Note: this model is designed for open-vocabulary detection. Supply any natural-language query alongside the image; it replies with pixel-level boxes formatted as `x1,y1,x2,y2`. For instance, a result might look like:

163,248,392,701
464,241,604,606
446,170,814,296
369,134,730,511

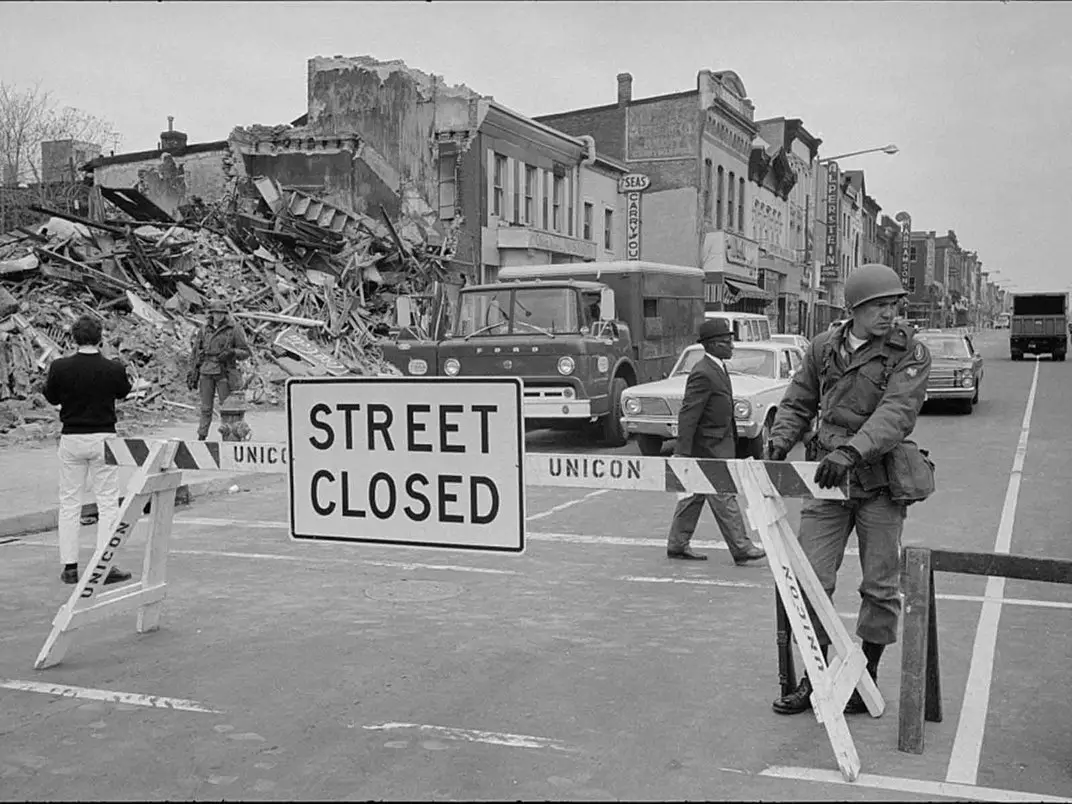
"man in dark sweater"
43,315,133,585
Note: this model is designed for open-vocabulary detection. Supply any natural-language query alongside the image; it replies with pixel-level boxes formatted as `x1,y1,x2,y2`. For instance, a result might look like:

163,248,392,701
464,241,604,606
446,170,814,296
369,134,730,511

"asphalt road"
2,329,1070,801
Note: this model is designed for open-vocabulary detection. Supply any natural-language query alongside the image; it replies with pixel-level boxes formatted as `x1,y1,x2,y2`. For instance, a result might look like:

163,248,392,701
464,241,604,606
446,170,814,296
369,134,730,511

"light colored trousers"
57,433,121,565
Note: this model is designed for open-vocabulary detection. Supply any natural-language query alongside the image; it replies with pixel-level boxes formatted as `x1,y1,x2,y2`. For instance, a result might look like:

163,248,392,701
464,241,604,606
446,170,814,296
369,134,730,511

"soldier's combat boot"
845,641,884,714
772,675,813,715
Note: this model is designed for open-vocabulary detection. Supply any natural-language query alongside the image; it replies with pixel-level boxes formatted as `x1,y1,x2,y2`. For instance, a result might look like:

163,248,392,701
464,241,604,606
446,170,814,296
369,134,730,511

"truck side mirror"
600,288,615,321
395,296,414,329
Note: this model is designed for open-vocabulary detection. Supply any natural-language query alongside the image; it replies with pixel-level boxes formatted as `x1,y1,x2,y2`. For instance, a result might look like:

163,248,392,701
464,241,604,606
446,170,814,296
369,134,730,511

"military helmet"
844,263,908,310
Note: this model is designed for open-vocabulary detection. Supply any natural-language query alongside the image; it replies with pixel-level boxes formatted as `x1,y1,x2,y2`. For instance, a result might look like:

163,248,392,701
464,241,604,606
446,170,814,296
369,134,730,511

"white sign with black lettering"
286,377,525,552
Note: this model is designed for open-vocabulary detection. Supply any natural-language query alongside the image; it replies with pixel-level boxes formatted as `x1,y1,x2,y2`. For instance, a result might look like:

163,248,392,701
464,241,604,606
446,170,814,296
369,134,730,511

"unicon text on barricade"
285,376,526,552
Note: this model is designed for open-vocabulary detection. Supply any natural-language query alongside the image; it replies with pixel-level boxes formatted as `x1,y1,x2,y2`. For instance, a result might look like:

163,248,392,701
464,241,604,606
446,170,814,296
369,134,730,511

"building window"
438,152,456,221
727,171,736,231
583,202,593,241
604,208,613,250
910,246,918,261
513,160,521,223
703,159,713,221
493,154,506,217
524,165,536,224
552,175,563,232
716,166,724,230
908,277,917,293
542,171,549,230
737,177,745,231
568,173,575,236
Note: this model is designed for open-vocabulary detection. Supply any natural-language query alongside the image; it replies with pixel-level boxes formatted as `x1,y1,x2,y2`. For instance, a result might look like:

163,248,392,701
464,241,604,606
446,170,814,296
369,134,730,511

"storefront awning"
724,278,775,303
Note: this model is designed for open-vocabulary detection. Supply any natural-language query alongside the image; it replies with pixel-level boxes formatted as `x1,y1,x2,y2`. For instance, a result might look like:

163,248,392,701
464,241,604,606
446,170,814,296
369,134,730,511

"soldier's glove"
764,441,789,462
814,445,861,489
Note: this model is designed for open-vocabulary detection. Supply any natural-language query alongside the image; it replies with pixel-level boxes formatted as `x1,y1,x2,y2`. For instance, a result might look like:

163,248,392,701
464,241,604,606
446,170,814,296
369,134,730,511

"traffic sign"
285,377,525,552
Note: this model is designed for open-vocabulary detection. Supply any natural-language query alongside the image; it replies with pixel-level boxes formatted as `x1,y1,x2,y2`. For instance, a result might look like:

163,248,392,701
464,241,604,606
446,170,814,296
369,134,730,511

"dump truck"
1010,292,1068,361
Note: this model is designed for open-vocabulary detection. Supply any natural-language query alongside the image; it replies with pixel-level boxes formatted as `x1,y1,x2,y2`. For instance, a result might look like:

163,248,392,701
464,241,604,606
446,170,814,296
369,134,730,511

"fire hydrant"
218,392,252,442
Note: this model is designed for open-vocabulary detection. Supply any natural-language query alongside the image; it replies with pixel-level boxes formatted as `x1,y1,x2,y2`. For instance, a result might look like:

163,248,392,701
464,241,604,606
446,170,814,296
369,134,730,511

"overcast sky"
2,1,1069,291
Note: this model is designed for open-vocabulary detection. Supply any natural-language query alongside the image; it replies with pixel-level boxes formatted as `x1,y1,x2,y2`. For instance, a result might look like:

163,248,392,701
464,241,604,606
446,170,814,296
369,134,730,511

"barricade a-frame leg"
728,459,883,783
898,546,943,754
35,440,182,670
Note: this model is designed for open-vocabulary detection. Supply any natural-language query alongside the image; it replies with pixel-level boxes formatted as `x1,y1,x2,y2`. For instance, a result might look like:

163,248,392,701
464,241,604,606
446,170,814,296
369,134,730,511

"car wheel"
601,377,629,447
636,434,663,456
972,380,980,405
1011,352,1023,361
1055,351,1066,362
957,398,973,415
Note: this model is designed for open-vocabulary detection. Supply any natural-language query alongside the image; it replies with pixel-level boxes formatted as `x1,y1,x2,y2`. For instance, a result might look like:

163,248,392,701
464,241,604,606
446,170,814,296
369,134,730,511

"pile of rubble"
0,178,455,439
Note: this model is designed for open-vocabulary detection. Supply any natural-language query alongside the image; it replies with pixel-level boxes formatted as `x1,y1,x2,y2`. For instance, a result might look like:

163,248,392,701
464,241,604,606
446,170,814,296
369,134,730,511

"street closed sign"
286,377,525,552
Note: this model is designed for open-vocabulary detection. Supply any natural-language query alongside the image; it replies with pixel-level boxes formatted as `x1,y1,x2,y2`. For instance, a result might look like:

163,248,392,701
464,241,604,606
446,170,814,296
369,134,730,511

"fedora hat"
697,318,733,342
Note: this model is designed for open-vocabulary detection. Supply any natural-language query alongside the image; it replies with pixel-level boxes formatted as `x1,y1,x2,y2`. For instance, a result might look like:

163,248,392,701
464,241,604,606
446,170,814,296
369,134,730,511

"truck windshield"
453,288,579,337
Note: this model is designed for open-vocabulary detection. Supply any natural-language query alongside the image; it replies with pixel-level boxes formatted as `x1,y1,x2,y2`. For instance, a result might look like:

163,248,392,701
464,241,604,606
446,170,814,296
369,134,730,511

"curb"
0,472,284,539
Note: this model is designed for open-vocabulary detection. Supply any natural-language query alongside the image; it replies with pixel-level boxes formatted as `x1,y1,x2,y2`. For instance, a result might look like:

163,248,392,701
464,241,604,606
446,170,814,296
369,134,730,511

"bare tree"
0,81,120,185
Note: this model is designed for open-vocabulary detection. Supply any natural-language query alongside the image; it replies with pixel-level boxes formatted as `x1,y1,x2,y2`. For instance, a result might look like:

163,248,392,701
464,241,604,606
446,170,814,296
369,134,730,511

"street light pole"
817,144,899,165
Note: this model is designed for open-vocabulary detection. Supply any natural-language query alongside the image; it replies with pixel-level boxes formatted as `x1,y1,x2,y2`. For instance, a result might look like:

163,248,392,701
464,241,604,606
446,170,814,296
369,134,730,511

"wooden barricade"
100,439,873,781
35,440,183,670
898,546,1072,754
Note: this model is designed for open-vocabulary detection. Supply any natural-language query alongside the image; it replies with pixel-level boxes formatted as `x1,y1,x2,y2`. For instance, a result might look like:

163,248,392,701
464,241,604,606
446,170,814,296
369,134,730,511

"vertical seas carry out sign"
286,377,525,552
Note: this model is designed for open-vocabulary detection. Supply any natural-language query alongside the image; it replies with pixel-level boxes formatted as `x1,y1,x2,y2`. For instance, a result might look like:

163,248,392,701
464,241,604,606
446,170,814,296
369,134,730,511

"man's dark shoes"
772,676,813,715
734,546,766,566
667,548,708,561
104,567,132,585
61,566,131,585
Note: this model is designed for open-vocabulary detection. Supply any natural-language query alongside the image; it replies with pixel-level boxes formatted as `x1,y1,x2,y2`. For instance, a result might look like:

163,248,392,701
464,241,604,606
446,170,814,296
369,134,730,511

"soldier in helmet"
187,300,251,440
763,264,931,716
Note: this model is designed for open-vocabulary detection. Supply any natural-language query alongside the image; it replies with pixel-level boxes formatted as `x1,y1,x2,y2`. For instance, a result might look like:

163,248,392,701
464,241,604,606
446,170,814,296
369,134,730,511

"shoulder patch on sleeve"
913,342,927,362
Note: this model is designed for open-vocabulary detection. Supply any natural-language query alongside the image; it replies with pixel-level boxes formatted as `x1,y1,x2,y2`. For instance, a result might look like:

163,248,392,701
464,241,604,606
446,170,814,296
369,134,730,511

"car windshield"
452,288,579,337
672,347,778,378
919,336,971,358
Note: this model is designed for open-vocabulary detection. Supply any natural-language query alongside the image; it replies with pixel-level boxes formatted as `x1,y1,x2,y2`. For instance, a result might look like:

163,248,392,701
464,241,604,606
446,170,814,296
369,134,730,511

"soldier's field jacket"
769,321,931,497
191,317,251,377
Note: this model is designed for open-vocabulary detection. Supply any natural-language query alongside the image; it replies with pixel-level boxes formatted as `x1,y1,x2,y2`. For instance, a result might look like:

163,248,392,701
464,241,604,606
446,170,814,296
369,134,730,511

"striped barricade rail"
104,439,848,500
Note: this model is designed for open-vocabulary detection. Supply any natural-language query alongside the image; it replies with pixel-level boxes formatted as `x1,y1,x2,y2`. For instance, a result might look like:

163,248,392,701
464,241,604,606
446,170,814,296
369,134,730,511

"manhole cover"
364,580,462,602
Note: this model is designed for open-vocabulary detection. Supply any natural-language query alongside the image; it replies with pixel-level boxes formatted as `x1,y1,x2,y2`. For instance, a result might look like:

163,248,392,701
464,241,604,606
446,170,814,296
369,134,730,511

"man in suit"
666,318,767,564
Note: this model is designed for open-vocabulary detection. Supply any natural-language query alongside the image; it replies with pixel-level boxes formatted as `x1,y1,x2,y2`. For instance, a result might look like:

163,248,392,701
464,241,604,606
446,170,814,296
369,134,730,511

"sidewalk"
0,408,289,538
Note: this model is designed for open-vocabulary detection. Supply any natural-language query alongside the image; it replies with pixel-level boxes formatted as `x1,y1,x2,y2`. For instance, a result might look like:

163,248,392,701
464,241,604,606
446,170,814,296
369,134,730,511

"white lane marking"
946,355,1040,786
619,575,763,589
525,489,608,521
939,593,1072,611
361,722,576,752
0,679,220,714
760,765,1072,803
172,549,516,575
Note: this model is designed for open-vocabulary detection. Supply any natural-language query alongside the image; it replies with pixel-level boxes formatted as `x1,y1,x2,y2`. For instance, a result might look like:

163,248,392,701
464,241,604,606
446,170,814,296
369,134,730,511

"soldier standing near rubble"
43,314,133,585
187,300,251,441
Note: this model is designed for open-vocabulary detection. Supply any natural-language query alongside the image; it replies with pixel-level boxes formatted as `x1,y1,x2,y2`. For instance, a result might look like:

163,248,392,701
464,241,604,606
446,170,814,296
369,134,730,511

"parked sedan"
915,331,984,414
620,341,805,456
770,333,810,351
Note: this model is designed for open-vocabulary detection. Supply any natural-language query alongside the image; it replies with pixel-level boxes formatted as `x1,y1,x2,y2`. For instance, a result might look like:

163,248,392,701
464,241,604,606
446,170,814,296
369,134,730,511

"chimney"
159,115,188,156
617,72,632,106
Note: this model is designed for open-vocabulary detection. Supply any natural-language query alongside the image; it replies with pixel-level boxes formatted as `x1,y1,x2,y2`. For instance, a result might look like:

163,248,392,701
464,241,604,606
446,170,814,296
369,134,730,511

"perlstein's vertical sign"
822,162,841,282
618,173,650,261
896,211,912,290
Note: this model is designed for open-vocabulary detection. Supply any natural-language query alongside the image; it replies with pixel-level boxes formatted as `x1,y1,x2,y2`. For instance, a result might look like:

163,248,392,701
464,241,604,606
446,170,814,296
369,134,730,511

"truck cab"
395,261,703,446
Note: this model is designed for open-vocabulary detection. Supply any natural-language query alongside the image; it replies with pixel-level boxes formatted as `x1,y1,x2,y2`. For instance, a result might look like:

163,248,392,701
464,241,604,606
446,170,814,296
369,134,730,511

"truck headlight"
443,358,461,376
407,359,428,376
557,356,575,375
623,397,641,415
733,399,753,420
